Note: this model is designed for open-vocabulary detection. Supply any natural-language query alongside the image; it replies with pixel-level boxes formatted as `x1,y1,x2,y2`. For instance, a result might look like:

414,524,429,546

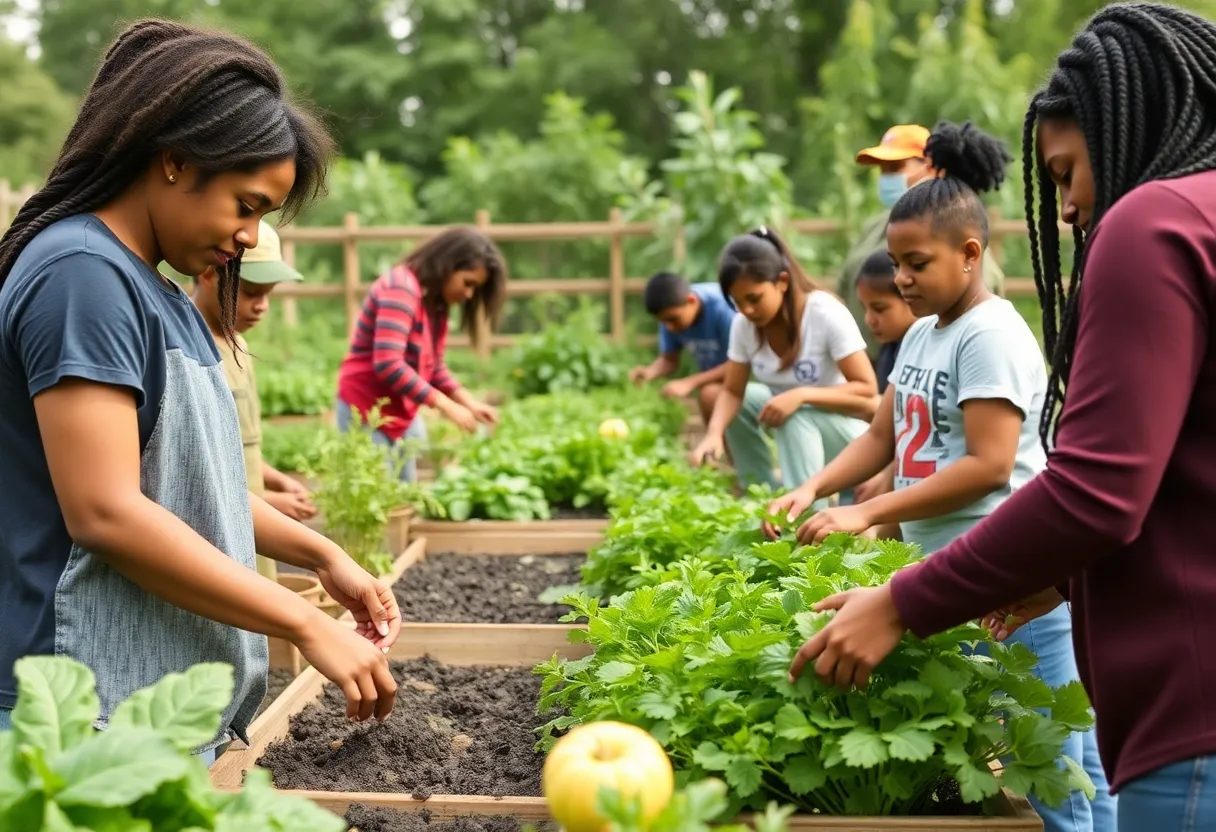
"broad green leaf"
634,692,678,721
213,768,344,832
62,806,153,832
52,727,187,808
109,664,233,752
838,727,889,768
594,661,638,684
12,657,100,756
883,725,936,762
996,641,1040,675
1062,754,1097,800
1051,682,1095,732
882,679,934,703
919,659,968,695
773,704,817,741
781,754,825,795
0,732,31,812
954,762,1002,804
724,757,763,797
692,741,733,772
996,760,1038,798
1009,714,1070,768
42,801,86,832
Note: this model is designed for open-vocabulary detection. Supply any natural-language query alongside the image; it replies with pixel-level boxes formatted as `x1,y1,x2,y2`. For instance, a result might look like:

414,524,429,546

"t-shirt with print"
727,290,867,392
890,298,1047,554
0,215,266,747
657,282,735,371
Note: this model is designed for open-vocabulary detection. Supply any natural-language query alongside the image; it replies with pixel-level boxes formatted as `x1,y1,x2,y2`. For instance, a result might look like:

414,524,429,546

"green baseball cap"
163,220,304,284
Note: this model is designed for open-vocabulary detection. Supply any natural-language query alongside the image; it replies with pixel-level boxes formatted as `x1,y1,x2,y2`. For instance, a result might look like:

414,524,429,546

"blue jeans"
1118,756,1216,831
335,399,426,482
1001,605,1117,832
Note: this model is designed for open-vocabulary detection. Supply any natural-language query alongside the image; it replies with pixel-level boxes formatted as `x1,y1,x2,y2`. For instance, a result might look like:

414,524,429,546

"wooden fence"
1,181,1048,358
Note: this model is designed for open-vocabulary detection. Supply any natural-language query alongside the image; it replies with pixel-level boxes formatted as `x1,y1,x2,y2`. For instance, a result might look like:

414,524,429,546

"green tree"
0,34,75,187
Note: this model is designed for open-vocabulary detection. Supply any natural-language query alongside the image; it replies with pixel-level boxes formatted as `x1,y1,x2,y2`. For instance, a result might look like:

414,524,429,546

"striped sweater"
336,266,460,441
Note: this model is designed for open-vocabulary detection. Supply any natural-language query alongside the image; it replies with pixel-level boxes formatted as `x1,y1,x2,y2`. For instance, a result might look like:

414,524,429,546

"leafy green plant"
258,366,335,418
308,401,443,575
260,423,333,474
428,468,551,522
597,778,793,832
0,656,343,832
511,302,635,398
538,536,1095,817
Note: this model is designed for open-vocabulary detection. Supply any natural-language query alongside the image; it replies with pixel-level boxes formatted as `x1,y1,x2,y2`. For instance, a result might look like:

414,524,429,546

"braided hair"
718,226,820,370
889,120,1011,244
1024,2,1216,449
0,18,335,348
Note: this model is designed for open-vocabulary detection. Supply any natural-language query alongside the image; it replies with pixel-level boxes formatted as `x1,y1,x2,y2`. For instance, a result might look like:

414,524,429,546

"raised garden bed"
345,805,556,832
393,551,581,625
410,518,607,556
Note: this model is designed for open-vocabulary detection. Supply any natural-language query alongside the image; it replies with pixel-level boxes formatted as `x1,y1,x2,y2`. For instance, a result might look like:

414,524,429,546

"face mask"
878,172,908,208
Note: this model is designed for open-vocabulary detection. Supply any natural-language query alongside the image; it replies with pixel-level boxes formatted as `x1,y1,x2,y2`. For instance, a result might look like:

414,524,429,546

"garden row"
218,388,1096,830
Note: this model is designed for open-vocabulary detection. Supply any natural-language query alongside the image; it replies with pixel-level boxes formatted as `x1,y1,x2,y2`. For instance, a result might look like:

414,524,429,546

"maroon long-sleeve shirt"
890,170,1216,793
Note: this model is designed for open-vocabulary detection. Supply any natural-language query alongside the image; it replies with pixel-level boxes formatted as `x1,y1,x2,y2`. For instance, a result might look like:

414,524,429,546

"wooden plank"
412,518,607,556
390,623,590,665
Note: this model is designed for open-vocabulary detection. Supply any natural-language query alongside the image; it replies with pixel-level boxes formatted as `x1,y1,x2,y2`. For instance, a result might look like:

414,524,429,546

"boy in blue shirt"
630,271,738,425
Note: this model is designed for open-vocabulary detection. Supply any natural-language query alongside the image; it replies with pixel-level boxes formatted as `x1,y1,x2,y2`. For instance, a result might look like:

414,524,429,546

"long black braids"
0,18,335,351
1025,2,1216,449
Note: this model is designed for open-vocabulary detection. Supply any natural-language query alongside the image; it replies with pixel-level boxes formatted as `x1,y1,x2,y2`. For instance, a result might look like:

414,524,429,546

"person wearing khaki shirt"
184,220,317,579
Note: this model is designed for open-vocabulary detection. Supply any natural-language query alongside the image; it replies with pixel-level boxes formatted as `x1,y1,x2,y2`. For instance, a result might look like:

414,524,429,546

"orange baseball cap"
856,124,930,164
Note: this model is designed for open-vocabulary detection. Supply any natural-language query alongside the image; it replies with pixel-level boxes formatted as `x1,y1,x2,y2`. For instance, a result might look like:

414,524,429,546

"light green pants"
725,382,868,507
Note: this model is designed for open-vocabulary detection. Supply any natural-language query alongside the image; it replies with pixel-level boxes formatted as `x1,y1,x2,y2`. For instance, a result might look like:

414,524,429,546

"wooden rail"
1,181,1054,356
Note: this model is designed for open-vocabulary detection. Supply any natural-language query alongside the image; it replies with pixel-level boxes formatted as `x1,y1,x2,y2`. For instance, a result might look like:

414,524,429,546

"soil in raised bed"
258,657,553,797
392,554,583,624
255,668,297,719
345,805,557,832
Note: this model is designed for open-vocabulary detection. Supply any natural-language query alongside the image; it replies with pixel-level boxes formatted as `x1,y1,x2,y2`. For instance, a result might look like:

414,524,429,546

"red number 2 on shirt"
897,394,937,479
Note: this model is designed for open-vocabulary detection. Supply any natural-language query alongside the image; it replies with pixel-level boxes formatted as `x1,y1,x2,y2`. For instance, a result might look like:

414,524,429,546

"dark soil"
392,554,583,624
258,657,552,797
344,805,557,832
255,669,297,718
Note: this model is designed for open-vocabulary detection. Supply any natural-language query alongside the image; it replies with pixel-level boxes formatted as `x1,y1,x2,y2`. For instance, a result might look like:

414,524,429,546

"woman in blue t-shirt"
0,20,399,757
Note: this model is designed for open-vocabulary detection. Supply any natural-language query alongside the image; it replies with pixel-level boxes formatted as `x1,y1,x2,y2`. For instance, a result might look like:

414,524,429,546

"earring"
964,264,972,272
168,174,177,183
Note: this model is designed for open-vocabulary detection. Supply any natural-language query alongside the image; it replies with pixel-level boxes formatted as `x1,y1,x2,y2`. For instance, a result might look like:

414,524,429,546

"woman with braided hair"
781,4,1216,826
0,19,402,755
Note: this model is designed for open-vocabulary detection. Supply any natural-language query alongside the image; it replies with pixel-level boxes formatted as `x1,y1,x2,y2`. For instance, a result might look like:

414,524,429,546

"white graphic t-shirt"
727,291,867,392
890,298,1047,553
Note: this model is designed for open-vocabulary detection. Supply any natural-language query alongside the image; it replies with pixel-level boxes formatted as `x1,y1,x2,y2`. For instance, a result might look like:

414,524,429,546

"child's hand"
688,434,724,468
628,365,652,385
763,485,817,538
468,400,499,426
660,378,695,400
293,615,398,723
758,390,803,427
315,555,402,652
796,504,874,544
438,399,478,433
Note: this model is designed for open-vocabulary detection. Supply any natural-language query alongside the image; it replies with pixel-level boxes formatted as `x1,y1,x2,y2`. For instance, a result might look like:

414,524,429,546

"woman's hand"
758,390,803,428
689,434,725,467
796,504,875,544
438,397,478,433
763,484,818,539
293,614,398,723
315,554,401,652
982,587,1065,641
467,400,499,426
789,584,905,690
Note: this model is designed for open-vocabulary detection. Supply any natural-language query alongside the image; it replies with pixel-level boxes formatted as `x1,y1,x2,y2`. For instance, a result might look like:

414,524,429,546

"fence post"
987,207,1006,298
279,237,299,327
609,207,625,343
672,221,687,268
343,212,361,337
474,209,492,361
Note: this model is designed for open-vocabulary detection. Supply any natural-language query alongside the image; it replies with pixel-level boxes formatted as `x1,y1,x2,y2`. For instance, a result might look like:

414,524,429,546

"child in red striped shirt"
336,227,506,480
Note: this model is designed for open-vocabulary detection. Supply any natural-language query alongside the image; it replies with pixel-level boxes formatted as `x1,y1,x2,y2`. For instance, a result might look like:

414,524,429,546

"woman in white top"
691,227,876,504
